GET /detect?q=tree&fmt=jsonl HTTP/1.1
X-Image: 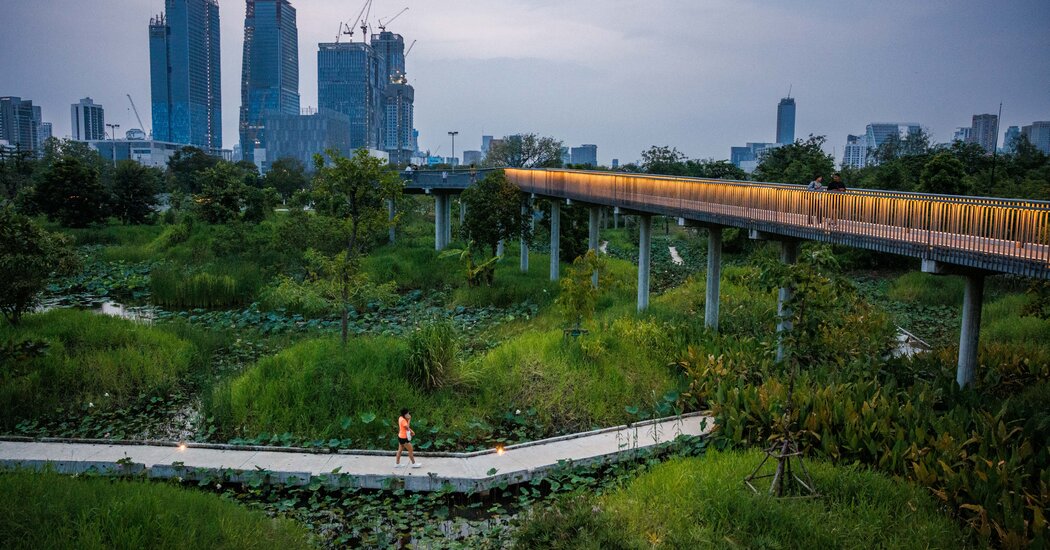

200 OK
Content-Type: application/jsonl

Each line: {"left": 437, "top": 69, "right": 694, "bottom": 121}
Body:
{"left": 312, "top": 148, "right": 403, "bottom": 344}
{"left": 484, "top": 134, "right": 563, "bottom": 168}
{"left": 168, "top": 146, "right": 219, "bottom": 194}
{"left": 919, "top": 152, "right": 967, "bottom": 195}
{"left": 110, "top": 160, "right": 162, "bottom": 224}
{"left": 753, "top": 135, "right": 835, "bottom": 185}
{"left": 192, "top": 162, "right": 248, "bottom": 224}
{"left": 0, "top": 207, "right": 79, "bottom": 325}
{"left": 557, "top": 250, "right": 608, "bottom": 331}
{"left": 0, "top": 146, "right": 36, "bottom": 201}
{"left": 685, "top": 158, "right": 748, "bottom": 180}
{"left": 641, "top": 146, "right": 688, "bottom": 175}
{"left": 264, "top": 157, "right": 309, "bottom": 199}
{"left": 33, "top": 155, "right": 108, "bottom": 227}
{"left": 458, "top": 170, "right": 533, "bottom": 285}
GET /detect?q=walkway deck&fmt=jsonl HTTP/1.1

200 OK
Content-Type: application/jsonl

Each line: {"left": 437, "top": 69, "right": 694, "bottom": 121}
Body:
{"left": 0, "top": 414, "right": 711, "bottom": 493}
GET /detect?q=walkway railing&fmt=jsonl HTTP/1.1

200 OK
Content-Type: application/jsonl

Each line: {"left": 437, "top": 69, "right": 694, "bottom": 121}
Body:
{"left": 506, "top": 169, "right": 1050, "bottom": 278}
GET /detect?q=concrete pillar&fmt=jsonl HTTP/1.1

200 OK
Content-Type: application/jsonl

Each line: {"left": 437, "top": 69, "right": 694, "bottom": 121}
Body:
{"left": 550, "top": 201, "right": 561, "bottom": 281}
{"left": 497, "top": 240, "right": 505, "bottom": 257}
{"left": 705, "top": 227, "right": 723, "bottom": 332}
{"left": 460, "top": 200, "right": 466, "bottom": 225}
{"left": 589, "top": 206, "right": 600, "bottom": 288}
{"left": 520, "top": 204, "right": 530, "bottom": 273}
{"left": 445, "top": 194, "right": 453, "bottom": 245}
{"left": 957, "top": 274, "right": 985, "bottom": 388}
{"left": 776, "top": 240, "right": 800, "bottom": 363}
{"left": 637, "top": 215, "right": 652, "bottom": 312}
{"left": 387, "top": 199, "right": 396, "bottom": 245}
{"left": 434, "top": 194, "right": 445, "bottom": 251}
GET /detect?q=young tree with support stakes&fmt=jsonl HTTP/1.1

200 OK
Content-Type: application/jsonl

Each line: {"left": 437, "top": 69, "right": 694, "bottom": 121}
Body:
{"left": 311, "top": 149, "right": 403, "bottom": 345}
{"left": 457, "top": 170, "right": 533, "bottom": 285}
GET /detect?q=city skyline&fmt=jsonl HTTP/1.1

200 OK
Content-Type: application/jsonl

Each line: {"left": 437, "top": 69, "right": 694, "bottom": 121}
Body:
{"left": 2, "top": 0, "right": 1048, "bottom": 165}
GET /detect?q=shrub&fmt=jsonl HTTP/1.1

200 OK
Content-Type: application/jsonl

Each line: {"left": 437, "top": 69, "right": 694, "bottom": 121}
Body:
{"left": 0, "top": 207, "right": 79, "bottom": 324}
{"left": 0, "top": 310, "right": 195, "bottom": 429}
{"left": 405, "top": 320, "right": 459, "bottom": 392}
{"left": 0, "top": 472, "right": 311, "bottom": 549}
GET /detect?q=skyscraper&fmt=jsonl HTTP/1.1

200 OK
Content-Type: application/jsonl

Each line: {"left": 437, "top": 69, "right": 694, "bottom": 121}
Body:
{"left": 149, "top": 0, "right": 222, "bottom": 151}
{"left": 318, "top": 41, "right": 380, "bottom": 150}
{"left": 71, "top": 97, "right": 106, "bottom": 141}
{"left": 1021, "top": 121, "right": 1050, "bottom": 154}
{"left": 968, "top": 113, "right": 998, "bottom": 154}
{"left": 371, "top": 31, "right": 406, "bottom": 86}
{"left": 1003, "top": 126, "right": 1021, "bottom": 154}
{"left": 382, "top": 81, "right": 414, "bottom": 165}
{"left": 239, "top": 0, "right": 300, "bottom": 167}
{"left": 570, "top": 144, "right": 598, "bottom": 167}
{"left": 841, "top": 134, "right": 868, "bottom": 169}
{"left": 776, "top": 97, "right": 796, "bottom": 145}
{"left": 0, "top": 96, "right": 41, "bottom": 153}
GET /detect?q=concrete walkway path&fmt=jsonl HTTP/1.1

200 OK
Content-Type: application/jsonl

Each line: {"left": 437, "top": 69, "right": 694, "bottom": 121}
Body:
{"left": 0, "top": 414, "right": 711, "bottom": 493}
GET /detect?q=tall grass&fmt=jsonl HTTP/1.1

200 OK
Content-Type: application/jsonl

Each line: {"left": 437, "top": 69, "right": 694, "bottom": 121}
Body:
{"left": 0, "top": 310, "right": 196, "bottom": 429}
{"left": 151, "top": 262, "right": 262, "bottom": 309}
{"left": 514, "top": 450, "right": 969, "bottom": 549}
{"left": 0, "top": 472, "right": 311, "bottom": 549}
{"left": 406, "top": 320, "right": 459, "bottom": 391}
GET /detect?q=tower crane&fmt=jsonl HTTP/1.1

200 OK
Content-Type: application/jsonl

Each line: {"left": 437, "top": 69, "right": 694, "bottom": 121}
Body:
{"left": 378, "top": 7, "right": 408, "bottom": 31}
{"left": 342, "top": 0, "right": 373, "bottom": 42}
{"left": 404, "top": 40, "right": 417, "bottom": 58}
{"left": 126, "top": 94, "right": 148, "bottom": 136}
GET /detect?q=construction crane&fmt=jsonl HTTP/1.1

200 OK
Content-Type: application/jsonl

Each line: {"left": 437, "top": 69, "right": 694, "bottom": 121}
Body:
{"left": 342, "top": 0, "right": 373, "bottom": 42}
{"left": 126, "top": 94, "right": 148, "bottom": 136}
{"left": 378, "top": 7, "right": 408, "bottom": 31}
{"left": 404, "top": 39, "right": 417, "bottom": 58}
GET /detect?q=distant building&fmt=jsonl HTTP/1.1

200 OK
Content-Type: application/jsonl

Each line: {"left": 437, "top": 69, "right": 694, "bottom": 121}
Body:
{"left": 953, "top": 127, "right": 972, "bottom": 143}
{"left": 126, "top": 128, "right": 148, "bottom": 140}
{"left": 968, "top": 114, "right": 998, "bottom": 154}
{"left": 865, "top": 123, "right": 922, "bottom": 152}
{"left": 611, "top": 158, "right": 619, "bottom": 169}
{"left": 776, "top": 97, "right": 796, "bottom": 145}
{"left": 463, "top": 150, "right": 483, "bottom": 166}
{"left": 842, "top": 134, "right": 869, "bottom": 169}
{"left": 560, "top": 146, "right": 571, "bottom": 166}
{"left": 318, "top": 41, "right": 380, "bottom": 150}
{"left": 1003, "top": 126, "right": 1021, "bottom": 154}
{"left": 0, "top": 96, "right": 42, "bottom": 153}
{"left": 263, "top": 110, "right": 353, "bottom": 171}
{"left": 239, "top": 0, "right": 300, "bottom": 166}
{"left": 71, "top": 97, "right": 106, "bottom": 141}
{"left": 87, "top": 139, "right": 186, "bottom": 168}
{"left": 382, "top": 81, "right": 414, "bottom": 166}
{"left": 149, "top": 0, "right": 223, "bottom": 151}
{"left": 39, "top": 122, "right": 53, "bottom": 145}
{"left": 372, "top": 31, "right": 406, "bottom": 87}
{"left": 570, "top": 144, "right": 598, "bottom": 167}
{"left": 481, "top": 135, "right": 493, "bottom": 154}
{"left": 1021, "top": 121, "right": 1050, "bottom": 154}
{"left": 730, "top": 142, "right": 780, "bottom": 173}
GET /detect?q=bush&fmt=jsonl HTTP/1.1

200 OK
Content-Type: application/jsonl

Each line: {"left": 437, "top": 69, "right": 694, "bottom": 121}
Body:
{"left": 0, "top": 310, "right": 195, "bottom": 429}
{"left": 405, "top": 320, "right": 459, "bottom": 391}
{"left": 515, "top": 450, "right": 968, "bottom": 549}
{"left": 0, "top": 207, "right": 79, "bottom": 324}
{"left": 0, "top": 472, "right": 311, "bottom": 549}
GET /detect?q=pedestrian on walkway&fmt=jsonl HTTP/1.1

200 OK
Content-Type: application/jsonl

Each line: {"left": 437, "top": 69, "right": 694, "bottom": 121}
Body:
{"left": 826, "top": 173, "right": 847, "bottom": 226}
{"left": 807, "top": 175, "right": 825, "bottom": 224}
{"left": 395, "top": 408, "right": 421, "bottom": 469}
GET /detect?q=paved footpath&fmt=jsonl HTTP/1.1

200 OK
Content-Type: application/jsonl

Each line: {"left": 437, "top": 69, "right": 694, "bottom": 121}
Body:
{"left": 0, "top": 413, "right": 711, "bottom": 493}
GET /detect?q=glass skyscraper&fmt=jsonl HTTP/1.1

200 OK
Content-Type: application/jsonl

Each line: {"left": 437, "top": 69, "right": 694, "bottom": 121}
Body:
{"left": 776, "top": 97, "right": 796, "bottom": 145}
{"left": 239, "top": 0, "right": 300, "bottom": 166}
{"left": 149, "top": 0, "right": 222, "bottom": 152}
{"left": 318, "top": 42, "right": 380, "bottom": 150}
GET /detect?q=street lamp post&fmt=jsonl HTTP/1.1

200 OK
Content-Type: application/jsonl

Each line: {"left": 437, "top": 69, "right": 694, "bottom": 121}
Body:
{"left": 106, "top": 123, "right": 121, "bottom": 166}
{"left": 448, "top": 131, "right": 458, "bottom": 170}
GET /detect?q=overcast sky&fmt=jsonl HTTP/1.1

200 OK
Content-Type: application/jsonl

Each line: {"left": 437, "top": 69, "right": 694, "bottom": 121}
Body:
{"left": 2, "top": 0, "right": 1048, "bottom": 165}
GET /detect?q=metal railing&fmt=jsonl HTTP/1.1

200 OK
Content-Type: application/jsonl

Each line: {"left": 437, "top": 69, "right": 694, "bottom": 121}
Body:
{"left": 506, "top": 169, "right": 1050, "bottom": 278}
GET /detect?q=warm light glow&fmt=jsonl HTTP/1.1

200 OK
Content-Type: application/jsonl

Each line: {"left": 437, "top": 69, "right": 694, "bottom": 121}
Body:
{"left": 496, "top": 444, "right": 506, "bottom": 456}
{"left": 177, "top": 442, "right": 187, "bottom": 452}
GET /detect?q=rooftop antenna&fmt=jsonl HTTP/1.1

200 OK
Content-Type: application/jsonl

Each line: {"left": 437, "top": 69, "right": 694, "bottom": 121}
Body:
{"left": 379, "top": 7, "right": 408, "bottom": 31}
{"left": 787, "top": 85, "right": 792, "bottom": 99}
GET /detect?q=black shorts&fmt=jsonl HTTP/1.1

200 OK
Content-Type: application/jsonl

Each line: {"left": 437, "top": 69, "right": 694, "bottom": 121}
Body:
{"left": 398, "top": 437, "right": 410, "bottom": 445}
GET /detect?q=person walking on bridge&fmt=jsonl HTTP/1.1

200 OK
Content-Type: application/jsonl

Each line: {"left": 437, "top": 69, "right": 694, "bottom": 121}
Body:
{"left": 395, "top": 408, "right": 421, "bottom": 469}
{"left": 807, "top": 175, "right": 825, "bottom": 224}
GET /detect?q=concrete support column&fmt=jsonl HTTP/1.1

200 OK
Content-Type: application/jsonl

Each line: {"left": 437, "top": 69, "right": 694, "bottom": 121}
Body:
{"left": 637, "top": 215, "right": 652, "bottom": 312}
{"left": 550, "top": 201, "right": 561, "bottom": 281}
{"left": 497, "top": 240, "right": 505, "bottom": 257}
{"left": 460, "top": 200, "right": 466, "bottom": 225}
{"left": 957, "top": 274, "right": 985, "bottom": 388}
{"left": 589, "top": 206, "right": 600, "bottom": 288}
{"left": 434, "top": 194, "right": 448, "bottom": 251}
{"left": 445, "top": 194, "right": 453, "bottom": 245}
{"left": 705, "top": 227, "right": 723, "bottom": 332}
{"left": 776, "top": 240, "right": 800, "bottom": 363}
{"left": 520, "top": 203, "right": 531, "bottom": 273}
{"left": 387, "top": 199, "right": 396, "bottom": 245}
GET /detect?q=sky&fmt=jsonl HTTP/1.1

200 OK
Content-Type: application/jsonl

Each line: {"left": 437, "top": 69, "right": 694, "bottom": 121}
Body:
{"left": 2, "top": 0, "right": 1048, "bottom": 166}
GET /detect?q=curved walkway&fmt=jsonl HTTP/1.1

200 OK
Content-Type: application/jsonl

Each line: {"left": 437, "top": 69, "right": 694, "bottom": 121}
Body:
{"left": 0, "top": 413, "right": 711, "bottom": 493}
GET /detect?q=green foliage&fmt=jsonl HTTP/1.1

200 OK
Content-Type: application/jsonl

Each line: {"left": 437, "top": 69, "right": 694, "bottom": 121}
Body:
{"left": 167, "top": 146, "right": 219, "bottom": 194}
{"left": 557, "top": 250, "right": 609, "bottom": 328}
{"left": 406, "top": 320, "right": 460, "bottom": 392}
{"left": 0, "top": 207, "right": 79, "bottom": 324}
{"left": 459, "top": 170, "right": 533, "bottom": 283}
{"left": 0, "top": 146, "right": 36, "bottom": 201}
{"left": 515, "top": 450, "right": 968, "bottom": 549}
{"left": 110, "top": 160, "right": 162, "bottom": 224}
{"left": 0, "top": 310, "right": 195, "bottom": 429}
{"left": 640, "top": 145, "right": 747, "bottom": 179}
{"left": 920, "top": 151, "right": 968, "bottom": 195}
{"left": 33, "top": 155, "right": 108, "bottom": 227}
{"left": 754, "top": 135, "right": 835, "bottom": 185}
{"left": 483, "top": 133, "right": 564, "bottom": 168}
{"left": 264, "top": 157, "right": 310, "bottom": 199}
{"left": 0, "top": 473, "right": 311, "bottom": 549}
{"left": 150, "top": 262, "right": 262, "bottom": 308}
{"left": 192, "top": 162, "right": 250, "bottom": 224}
